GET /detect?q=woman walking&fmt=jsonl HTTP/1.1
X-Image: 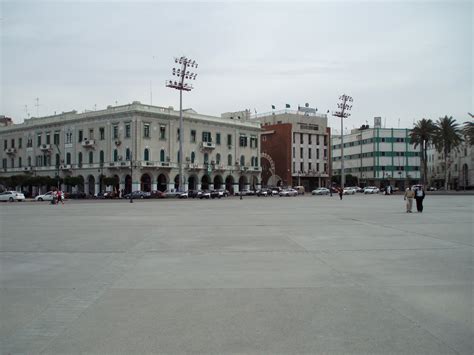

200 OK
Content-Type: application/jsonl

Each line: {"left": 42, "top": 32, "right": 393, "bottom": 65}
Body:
{"left": 415, "top": 186, "right": 425, "bottom": 212}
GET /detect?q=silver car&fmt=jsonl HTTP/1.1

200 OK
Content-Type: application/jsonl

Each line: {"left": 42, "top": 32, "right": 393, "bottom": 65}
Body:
{"left": 312, "top": 187, "right": 330, "bottom": 195}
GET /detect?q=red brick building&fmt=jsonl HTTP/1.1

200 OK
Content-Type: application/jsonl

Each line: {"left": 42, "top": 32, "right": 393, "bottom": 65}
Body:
{"left": 259, "top": 110, "right": 331, "bottom": 191}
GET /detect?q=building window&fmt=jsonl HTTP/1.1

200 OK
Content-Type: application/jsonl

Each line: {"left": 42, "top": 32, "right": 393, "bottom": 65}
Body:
{"left": 78, "top": 152, "right": 83, "bottom": 166}
{"left": 316, "top": 163, "right": 320, "bottom": 172}
{"left": 300, "top": 147, "right": 303, "bottom": 158}
{"left": 216, "top": 133, "right": 221, "bottom": 145}
{"left": 18, "top": 157, "right": 22, "bottom": 167}
{"left": 46, "top": 132, "right": 51, "bottom": 144}
{"left": 28, "top": 156, "right": 32, "bottom": 166}
{"left": 190, "top": 129, "right": 196, "bottom": 143}
{"left": 3, "top": 140, "right": 7, "bottom": 150}
{"left": 159, "top": 125, "right": 166, "bottom": 140}
{"left": 293, "top": 147, "right": 295, "bottom": 158}
{"left": 227, "top": 134, "right": 232, "bottom": 146}
{"left": 113, "top": 125, "right": 119, "bottom": 139}
{"left": 204, "top": 153, "right": 209, "bottom": 164}
{"left": 250, "top": 136, "right": 258, "bottom": 149}
{"left": 293, "top": 161, "right": 295, "bottom": 172}
{"left": 240, "top": 155, "right": 245, "bottom": 166}
{"left": 11, "top": 138, "right": 15, "bottom": 148}
{"left": 316, "top": 135, "right": 320, "bottom": 145}
{"left": 216, "top": 153, "right": 221, "bottom": 164}
{"left": 300, "top": 162, "right": 304, "bottom": 172}
{"left": 177, "top": 151, "right": 181, "bottom": 163}
{"left": 2, "top": 159, "right": 6, "bottom": 169}
{"left": 37, "top": 134, "right": 42, "bottom": 147}
{"left": 191, "top": 151, "right": 195, "bottom": 163}
{"left": 18, "top": 138, "right": 22, "bottom": 148}
{"left": 113, "top": 149, "right": 118, "bottom": 162}
{"left": 160, "top": 149, "right": 165, "bottom": 162}
{"left": 239, "top": 135, "right": 247, "bottom": 147}
{"left": 66, "top": 153, "right": 71, "bottom": 164}
{"left": 308, "top": 162, "right": 312, "bottom": 171}
{"left": 65, "top": 132, "right": 72, "bottom": 144}
{"left": 54, "top": 131, "right": 60, "bottom": 145}
{"left": 228, "top": 154, "right": 232, "bottom": 166}
{"left": 10, "top": 158, "right": 14, "bottom": 168}
{"left": 300, "top": 134, "right": 304, "bottom": 144}
{"left": 126, "top": 148, "right": 131, "bottom": 161}
{"left": 125, "top": 123, "right": 131, "bottom": 138}
{"left": 100, "top": 150, "right": 104, "bottom": 163}
{"left": 143, "top": 123, "right": 150, "bottom": 138}
{"left": 308, "top": 135, "right": 312, "bottom": 145}
{"left": 89, "top": 129, "right": 94, "bottom": 140}
{"left": 55, "top": 154, "right": 60, "bottom": 167}
{"left": 202, "top": 131, "right": 212, "bottom": 142}
{"left": 100, "top": 127, "right": 105, "bottom": 140}
{"left": 308, "top": 148, "right": 312, "bottom": 159}
{"left": 144, "top": 148, "right": 149, "bottom": 161}
{"left": 89, "top": 151, "right": 93, "bottom": 164}
{"left": 78, "top": 130, "right": 83, "bottom": 142}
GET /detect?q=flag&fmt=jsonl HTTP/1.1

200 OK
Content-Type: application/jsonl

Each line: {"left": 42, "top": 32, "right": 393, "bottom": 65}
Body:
{"left": 271, "top": 105, "right": 275, "bottom": 110}
{"left": 285, "top": 104, "right": 290, "bottom": 108}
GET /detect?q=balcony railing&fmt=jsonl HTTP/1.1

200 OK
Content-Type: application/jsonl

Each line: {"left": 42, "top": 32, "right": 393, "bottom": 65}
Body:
{"left": 5, "top": 148, "right": 17, "bottom": 155}
{"left": 200, "top": 141, "right": 216, "bottom": 149}
{"left": 40, "top": 144, "right": 52, "bottom": 152}
{"left": 81, "top": 139, "right": 95, "bottom": 148}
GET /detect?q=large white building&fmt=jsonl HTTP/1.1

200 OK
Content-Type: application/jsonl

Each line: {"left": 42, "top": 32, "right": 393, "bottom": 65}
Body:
{"left": 0, "top": 102, "right": 261, "bottom": 195}
{"left": 331, "top": 118, "right": 421, "bottom": 189}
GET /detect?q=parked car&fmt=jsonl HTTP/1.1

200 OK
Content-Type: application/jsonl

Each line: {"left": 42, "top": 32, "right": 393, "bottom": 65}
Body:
{"left": 178, "top": 191, "right": 189, "bottom": 198}
{"left": 343, "top": 187, "right": 357, "bottom": 195}
{"left": 35, "top": 191, "right": 54, "bottom": 201}
{"left": 427, "top": 186, "right": 437, "bottom": 191}
{"left": 150, "top": 190, "right": 165, "bottom": 198}
{"left": 211, "top": 189, "right": 229, "bottom": 198}
{"left": 271, "top": 188, "right": 280, "bottom": 196}
{"left": 124, "top": 191, "right": 150, "bottom": 199}
{"left": 163, "top": 190, "right": 182, "bottom": 198}
{"left": 294, "top": 186, "right": 305, "bottom": 195}
{"left": 355, "top": 186, "right": 364, "bottom": 193}
{"left": 364, "top": 186, "right": 380, "bottom": 194}
{"left": 0, "top": 191, "right": 25, "bottom": 202}
{"left": 257, "top": 188, "right": 272, "bottom": 197}
{"left": 199, "top": 190, "right": 211, "bottom": 199}
{"left": 312, "top": 187, "right": 330, "bottom": 195}
{"left": 65, "top": 192, "right": 86, "bottom": 199}
{"left": 279, "top": 188, "right": 298, "bottom": 197}
{"left": 187, "top": 190, "right": 200, "bottom": 198}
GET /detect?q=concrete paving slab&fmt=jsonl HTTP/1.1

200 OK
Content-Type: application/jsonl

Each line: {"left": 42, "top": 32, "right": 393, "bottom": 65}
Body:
{"left": 42, "top": 288, "right": 458, "bottom": 354}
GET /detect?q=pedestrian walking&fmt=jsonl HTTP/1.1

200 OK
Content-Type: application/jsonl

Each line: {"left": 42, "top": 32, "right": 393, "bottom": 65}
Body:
{"left": 338, "top": 187, "right": 343, "bottom": 200}
{"left": 415, "top": 185, "right": 425, "bottom": 212}
{"left": 58, "top": 190, "right": 64, "bottom": 205}
{"left": 404, "top": 187, "right": 415, "bottom": 213}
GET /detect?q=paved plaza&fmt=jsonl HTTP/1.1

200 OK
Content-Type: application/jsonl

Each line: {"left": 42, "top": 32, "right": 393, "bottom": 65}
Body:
{"left": 1, "top": 194, "right": 473, "bottom": 354}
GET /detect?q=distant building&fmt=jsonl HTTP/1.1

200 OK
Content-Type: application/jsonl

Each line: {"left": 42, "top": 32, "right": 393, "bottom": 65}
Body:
{"left": 426, "top": 141, "right": 473, "bottom": 190}
{"left": 0, "top": 102, "right": 261, "bottom": 196}
{"left": 257, "top": 108, "right": 331, "bottom": 190}
{"left": 331, "top": 118, "right": 421, "bottom": 189}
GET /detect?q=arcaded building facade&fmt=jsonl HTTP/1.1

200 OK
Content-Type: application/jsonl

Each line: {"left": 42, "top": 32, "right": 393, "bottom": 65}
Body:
{"left": 0, "top": 102, "right": 262, "bottom": 195}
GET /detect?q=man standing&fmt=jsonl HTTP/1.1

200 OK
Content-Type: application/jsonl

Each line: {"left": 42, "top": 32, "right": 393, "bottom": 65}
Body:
{"left": 404, "top": 187, "right": 415, "bottom": 213}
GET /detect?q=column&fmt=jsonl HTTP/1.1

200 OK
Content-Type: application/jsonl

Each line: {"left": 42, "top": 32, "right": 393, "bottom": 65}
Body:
{"left": 234, "top": 183, "right": 239, "bottom": 193}
{"left": 184, "top": 182, "right": 189, "bottom": 191}
{"left": 209, "top": 183, "right": 214, "bottom": 190}
{"left": 132, "top": 182, "right": 140, "bottom": 192}
{"left": 168, "top": 182, "right": 175, "bottom": 191}
{"left": 151, "top": 182, "right": 157, "bottom": 191}
{"left": 257, "top": 183, "right": 261, "bottom": 190}
{"left": 197, "top": 183, "right": 201, "bottom": 191}
{"left": 95, "top": 182, "right": 100, "bottom": 196}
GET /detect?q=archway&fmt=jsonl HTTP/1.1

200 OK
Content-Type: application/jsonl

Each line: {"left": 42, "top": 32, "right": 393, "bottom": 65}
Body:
{"left": 201, "top": 175, "right": 210, "bottom": 190}
{"left": 174, "top": 175, "right": 180, "bottom": 190}
{"left": 157, "top": 174, "right": 167, "bottom": 192}
{"left": 213, "top": 174, "right": 223, "bottom": 189}
{"left": 225, "top": 175, "right": 234, "bottom": 194}
{"left": 125, "top": 175, "right": 132, "bottom": 194}
{"left": 188, "top": 175, "right": 197, "bottom": 190}
{"left": 141, "top": 173, "right": 151, "bottom": 192}
{"left": 462, "top": 164, "right": 469, "bottom": 189}
{"left": 239, "top": 175, "right": 248, "bottom": 191}
{"left": 87, "top": 175, "right": 95, "bottom": 196}
{"left": 260, "top": 152, "right": 276, "bottom": 187}
{"left": 113, "top": 174, "right": 120, "bottom": 194}
{"left": 76, "top": 175, "right": 85, "bottom": 193}
{"left": 250, "top": 175, "right": 258, "bottom": 190}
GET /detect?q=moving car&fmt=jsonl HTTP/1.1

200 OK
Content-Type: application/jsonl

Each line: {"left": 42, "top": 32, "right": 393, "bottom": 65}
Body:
{"left": 35, "top": 191, "right": 54, "bottom": 201}
{"left": 364, "top": 186, "right": 380, "bottom": 194}
{"left": 279, "top": 188, "right": 298, "bottom": 197}
{"left": 312, "top": 187, "right": 330, "bottom": 195}
{"left": 0, "top": 191, "right": 26, "bottom": 202}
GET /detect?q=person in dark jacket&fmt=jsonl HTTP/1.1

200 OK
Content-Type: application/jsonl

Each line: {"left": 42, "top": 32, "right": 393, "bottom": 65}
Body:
{"left": 415, "top": 186, "right": 425, "bottom": 212}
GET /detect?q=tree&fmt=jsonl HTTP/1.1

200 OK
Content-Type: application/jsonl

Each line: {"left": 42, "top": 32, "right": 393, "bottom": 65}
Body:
{"left": 433, "top": 116, "right": 463, "bottom": 190}
{"left": 103, "top": 176, "right": 119, "bottom": 187}
{"left": 463, "top": 120, "right": 474, "bottom": 146}
{"left": 410, "top": 118, "right": 436, "bottom": 185}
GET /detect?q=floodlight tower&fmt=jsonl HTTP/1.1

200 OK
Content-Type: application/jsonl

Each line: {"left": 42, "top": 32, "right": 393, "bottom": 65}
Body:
{"left": 332, "top": 94, "right": 353, "bottom": 188}
{"left": 166, "top": 56, "right": 198, "bottom": 192}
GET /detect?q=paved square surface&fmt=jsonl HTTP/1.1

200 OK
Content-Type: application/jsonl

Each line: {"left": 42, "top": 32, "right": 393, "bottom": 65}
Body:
{"left": 1, "top": 194, "right": 472, "bottom": 354}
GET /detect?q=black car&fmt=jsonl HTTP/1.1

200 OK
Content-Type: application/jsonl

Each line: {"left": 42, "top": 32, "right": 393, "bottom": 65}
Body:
{"left": 187, "top": 190, "right": 200, "bottom": 198}
{"left": 124, "top": 191, "right": 150, "bottom": 199}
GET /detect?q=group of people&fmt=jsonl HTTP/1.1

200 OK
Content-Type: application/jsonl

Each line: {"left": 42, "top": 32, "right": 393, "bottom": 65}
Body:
{"left": 404, "top": 185, "right": 425, "bottom": 213}
{"left": 51, "top": 189, "right": 64, "bottom": 205}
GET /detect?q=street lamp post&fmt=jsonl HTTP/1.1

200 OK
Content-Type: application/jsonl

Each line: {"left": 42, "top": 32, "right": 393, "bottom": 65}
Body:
{"left": 166, "top": 56, "right": 198, "bottom": 192}
{"left": 332, "top": 94, "right": 353, "bottom": 189}
{"left": 130, "top": 150, "right": 133, "bottom": 203}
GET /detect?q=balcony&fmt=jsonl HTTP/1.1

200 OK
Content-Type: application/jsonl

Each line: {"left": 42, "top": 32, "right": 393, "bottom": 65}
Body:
{"left": 200, "top": 141, "right": 216, "bottom": 149}
{"left": 81, "top": 139, "right": 95, "bottom": 148}
{"left": 23, "top": 166, "right": 33, "bottom": 173}
{"left": 5, "top": 148, "right": 16, "bottom": 155}
{"left": 40, "top": 144, "right": 52, "bottom": 152}
{"left": 61, "top": 164, "right": 72, "bottom": 171}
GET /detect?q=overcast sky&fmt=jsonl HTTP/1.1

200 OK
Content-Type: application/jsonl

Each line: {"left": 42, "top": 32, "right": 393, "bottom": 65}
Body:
{"left": 1, "top": 0, "right": 472, "bottom": 132}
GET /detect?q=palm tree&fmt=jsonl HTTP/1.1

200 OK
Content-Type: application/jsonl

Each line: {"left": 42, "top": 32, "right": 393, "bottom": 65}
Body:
{"left": 410, "top": 118, "right": 436, "bottom": 185}
{"left": 433, "top": 116, "right": 463, "bottom": 190}
{"left": 463, "top": 116, "right": 474, "bottom": 145}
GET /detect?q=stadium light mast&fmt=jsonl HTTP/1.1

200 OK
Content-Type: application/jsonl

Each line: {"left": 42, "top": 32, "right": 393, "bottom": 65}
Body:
{"left": 332, "top": 94, "right": 353, "bottom": 188}
{"left": 166, "top": 56, "right": 198, "bottom": 192}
